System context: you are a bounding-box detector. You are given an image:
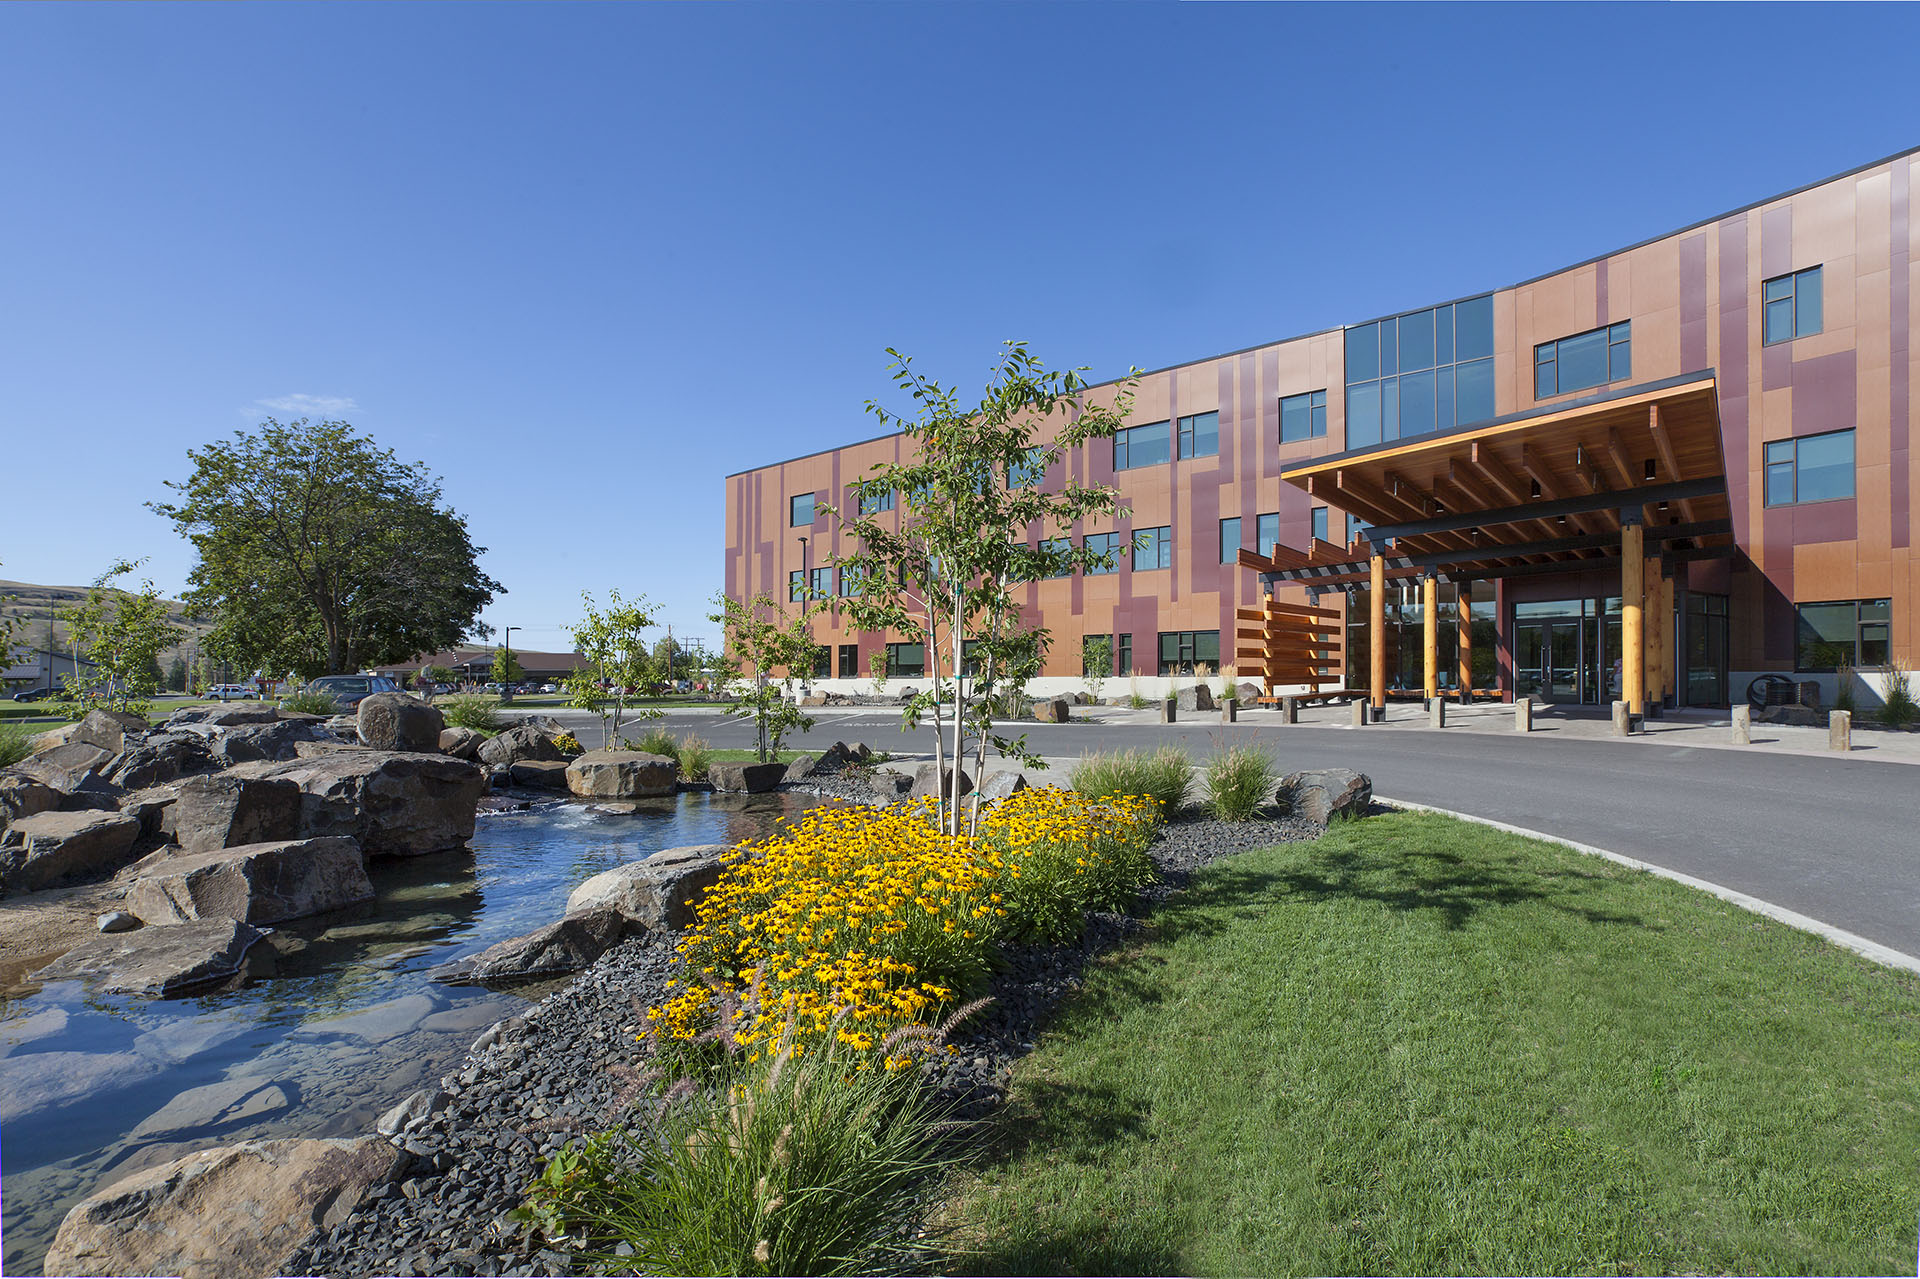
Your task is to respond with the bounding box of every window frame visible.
[1535,322,1631,399]
[1156,629,1221,676]
[856,487,894,515]
[1763,266,1824,346]
[1133,525,1173,571]
[1084,531,1121,575]
[837,644,859,679]
[1279,389,1329,443]
[1040,536,1074,579]
[885,642,925,679]
[1794,598,1891,672]
[1219,516,1242,565]
[788,569,806,603]
[1311,506,1329,544]
[789,492,816,526]
[1763,428,1855,507]
[1177,411,1219,460]
[1113,420,1171,471]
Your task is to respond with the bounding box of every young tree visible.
[490,647,526,687]
[60,560,185,715]
[828,343,1138,835]
[166,655,189,693]
[651,635,684,684]
[151,418,503,677]
[1082,635,1114,703]
[564,591,663,747]
[711,592,821,762]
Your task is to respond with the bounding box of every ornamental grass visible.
[648,788,1157,1064]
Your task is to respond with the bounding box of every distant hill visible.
[0,578,213,668]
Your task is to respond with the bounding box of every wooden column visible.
[1422,573,1439,699]
[1659,570,1677,703]
[1370,553,1386,709]
[1458,585,1474,702]
[1621,520,1645,714]
[1644,556,1663,710]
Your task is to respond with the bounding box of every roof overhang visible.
[1246,373,1733,586]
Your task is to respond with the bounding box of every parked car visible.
[539,683,558,694]
[11,686,60,703]
[306,674,401,710]
[208,684,260,701]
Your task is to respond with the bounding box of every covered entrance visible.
[1511,599,1622,704]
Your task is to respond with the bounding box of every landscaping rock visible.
[869,769,915,802]
[325,714,362,742]
[911,762,973,801]
[14,741,117,795]
[165,773,304,854]
[476,724,563,768]
[1236,681,1263,704]
[1032,697,1071,723]
[167,704,282,728]
[102,731,215,790]
[438,726,485,760]
[565,750,677,799]
[565,845,730,932]
[208,718,328,766]
[0,774,64,827]
[376,1087,451,1138]
[709,761,787,793]
[126,836,373,926]
[509,760,572,791]
[977,770,1030,801]
[118,783,181,839]
[43,1135,404,1279]
[98,910,141,933]
[783,753,819,782]
[0,808,143,892]
[430,907,625,984]
[239,752,487,857]
[1175,684,1216,713]
[357,692,446,752]
[1276,768,1372,824]
[32,917,265,996]
[33,708,149,756]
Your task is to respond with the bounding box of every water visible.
[0,791,828,1276]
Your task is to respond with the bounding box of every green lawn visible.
[939,810,1920,1276]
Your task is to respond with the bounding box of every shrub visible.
[1834,665,1857,715]
[552,730,583,756]
[517,1016,959,1277]
[1880,658,1917,729]
[442,695,506,734]
[1071,746,1192,819]
[1142,745,1194,817]
[678,733,712,781]
[631,725,681,765]
[0,724,33,769]
[1125,676,1150,710]
[1204,744,1275,821]
[279,689,339,717]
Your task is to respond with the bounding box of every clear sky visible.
[4,1,1915,655]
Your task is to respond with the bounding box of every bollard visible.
[1830,709,1851,752]
[1731,704,1751,744]
[1160,697,1177,724]
[1351,699,1367,727]
[1611,700,1632,736]
[1428,698,1445,729]
[1220,700,1237,724]
[1514,697,1532,732]
[1282,695,1299,725]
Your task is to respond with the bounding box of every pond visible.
[0,791,831,1277]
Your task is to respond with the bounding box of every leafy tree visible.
[829,343,1138,836]
[651,635,685,682]
[490,647,526,687]
[151,418,503,678]
[166,655,189,693]
[59,560,184,715]
[711,592,820,762]
[1082,635,1114,703]
[564,591,664,747]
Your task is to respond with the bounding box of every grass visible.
[1070,747,1192,818]
[441,694,508,734]
[1200,744,1274,820]
[0,723,32,767]
[937,810,1920,1276]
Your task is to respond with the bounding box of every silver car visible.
[307,674,401,709]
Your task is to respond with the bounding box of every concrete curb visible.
[1377,795,1920,978]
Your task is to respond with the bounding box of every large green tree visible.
[152,418,503,677]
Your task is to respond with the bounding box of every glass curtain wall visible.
[1344,581,1496,692]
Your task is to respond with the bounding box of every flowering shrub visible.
[648,788,1156,1062]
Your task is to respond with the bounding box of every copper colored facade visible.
[724,147,1920,706]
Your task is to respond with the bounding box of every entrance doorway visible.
[1512,598,1624,705]
[1514,619,1579,702]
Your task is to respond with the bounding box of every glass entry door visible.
[1515,618,1582,703]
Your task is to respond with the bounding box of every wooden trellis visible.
[1232,543,1349,697]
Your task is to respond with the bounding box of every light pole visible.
[502,626,519,704]
[798,536,809,601]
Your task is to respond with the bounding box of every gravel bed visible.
[291,810,1320,1277]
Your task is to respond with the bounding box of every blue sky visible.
[4,2,1914,655]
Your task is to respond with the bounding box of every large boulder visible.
[430,907,625,985]
[1175,684,1216,713]
[239,751,487,856]
[43,1136,404,1279]
[0,808,142,892]
[357,691,446,752]
[165,773,304,854]
[324,714,362,742]
[565,844,729,932]
[13,741,118,795]
[477,723,563,768]
[783,753,819,782]
[126,837,373,926]
[868,769,915,803]
[33,708,149,756]
[102,731,216,790]
[439,726,485,760]
[911,763,973,801]
[566,750,677,799]
[1235,681,1263,705]
[1277,768,1373,824]
[207,718,328,766]
[710,761,787,793]
[509,760,572,791]
[167,704,281,727]
[32,917,265,995]
[1032,697,1071,723]
[976,770,1030,802]
[0,774,64,827]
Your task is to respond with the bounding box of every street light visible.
[502,626,519,704]
[798,536,809,600]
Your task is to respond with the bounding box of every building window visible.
[1133,525,1173,571]
[1536,322,1631,399]
[1040,537,1073,578]
[1311,506,1329,544]
[1351,516,1373,548]
[810,646,832,679]
[1085,531,1121,575]
[1082,633,1114,677]
[1256,512,1280,556]
[857,487,894,515]
[1764,429,1854,505]
[885,642,925,679]
[1117,633,1133,675]
[1177,411,1219,459]
[1219,517,1241,564]
[837,564,862,597]
[1113,421,1171,470]
[1345,294,1494,448]
[837,644,859,678]
[1157,630,1220,676]
[810,567,832,599]
[788,570,805,602]
[1008,448,1048,488]
[790,493,815,526]
[1795,599,1890,671]
[1764,266,1824,344]
[1280,390,1328,443]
